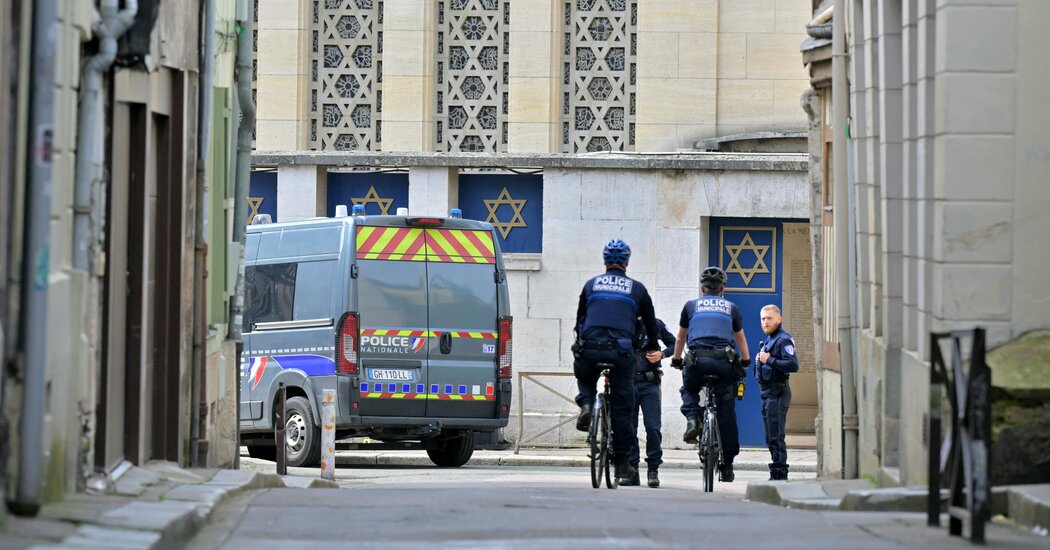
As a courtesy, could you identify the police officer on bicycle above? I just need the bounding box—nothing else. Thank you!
[755,304,799,481]
[573,239,661,484]
[623,319,675,488]
[670,267,750,483]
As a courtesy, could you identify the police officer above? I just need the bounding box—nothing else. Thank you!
[573,239,661,484]
[754,304,799,481]
[622,319,675,488]
[670,267,750,483]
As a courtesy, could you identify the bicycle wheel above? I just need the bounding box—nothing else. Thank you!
[589,397,602,488]
[602,402,617,489]
[702,418,716,492]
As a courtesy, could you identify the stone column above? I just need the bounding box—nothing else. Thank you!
[256,0,310,150]
[277,165,327,221]
[408,166,459,217]
[507,0,558,152]
[382,1,435,152]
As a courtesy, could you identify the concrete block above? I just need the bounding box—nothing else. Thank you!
[541,170,582,221]
[98,501,200,541]
[114,467,161,497]
[718,33,747,79]
[746,33,809,80]
[839,487,946,512]
[775,0,813,34]
[526,270,582,321]
[935,135,1014,201]
[580,171,654,220]
[636,32,680,79]
[656,170,709,227]
[936,202,1013,263]
[258,30,303,76]
[935,73,1015,135]
[381,0,425,31]
[508,122,555,153]
[636,78,717,125]
[717,79,775,127]
[277,164,326,220]
[719,0,776,33]
[936,6,1017,73]
[655,228,700,290]
[933,263,1012,321]
[64,525,162,549]
[282,477,340,489]
[1006,484,1050,532]
[510,32,555,77]
[508,77,554,122]
[208,469,285,490]
[639,0,718,33]
[678,33,718,79]
[142,462,208,484]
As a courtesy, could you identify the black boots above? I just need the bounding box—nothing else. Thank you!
[647,468,660,488]
[576,403,592,432]
[614,461,638,483]
[719,463,735,483]
[768,467,789,481]
[619,470,640,486]
[683,416,700,443]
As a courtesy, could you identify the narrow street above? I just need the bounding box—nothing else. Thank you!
[188,459,1044,549]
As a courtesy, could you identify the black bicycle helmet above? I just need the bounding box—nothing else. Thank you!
[700,266,727,285]
[602,239,631,265]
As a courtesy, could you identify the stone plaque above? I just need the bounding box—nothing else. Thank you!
[782,223,815,375]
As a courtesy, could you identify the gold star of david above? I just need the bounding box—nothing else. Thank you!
[353,185,394,215]
[484,187,527,239]
[247,197,264,224]
[724,232,771,286]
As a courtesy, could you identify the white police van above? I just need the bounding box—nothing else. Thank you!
[240,208,512,467]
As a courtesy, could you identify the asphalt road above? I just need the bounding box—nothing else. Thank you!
[189,460,1046,549]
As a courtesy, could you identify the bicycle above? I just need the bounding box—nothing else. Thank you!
[697,374,724,493]
[588,365,618,489]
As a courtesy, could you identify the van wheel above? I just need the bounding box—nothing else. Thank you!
[425,430,475,467]
[283,397,322,467]
[246,443,276,461]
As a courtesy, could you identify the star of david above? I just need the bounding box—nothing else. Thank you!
[724,232,771,286]
[247,197,264,224]
[352,185,394,215]
[483,187,527,239]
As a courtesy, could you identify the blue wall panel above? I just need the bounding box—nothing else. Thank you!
[458,174,543,253]
[327,172,409,216]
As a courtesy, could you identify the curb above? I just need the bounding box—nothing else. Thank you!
[44,467,338,549]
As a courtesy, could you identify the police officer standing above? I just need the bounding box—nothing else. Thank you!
[670,267,750,483]
[573,239,661,484]
[622,319,675,488]
[754,304,799,481]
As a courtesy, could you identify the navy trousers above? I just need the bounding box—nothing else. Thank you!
[761,382,792,475]
[627,380,662,470]
[679,357,740,463]
[574,346,636,464]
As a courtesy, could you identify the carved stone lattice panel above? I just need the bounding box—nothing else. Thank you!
[309,0,383,151]
[562,0,636,152]
[436,0,508,152]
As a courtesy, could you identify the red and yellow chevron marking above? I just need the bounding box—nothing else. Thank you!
[425,229,495,264]
[356,226,427,261]
[430,394,495,401]
[446,331,497,339]
[360,392,427,399]
[361,329,437,337]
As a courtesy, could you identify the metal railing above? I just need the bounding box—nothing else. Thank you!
[928,328,991,543]
[514,371,579,454]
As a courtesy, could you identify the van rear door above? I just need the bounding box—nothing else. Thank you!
[424,228,499,419]
[354,225,429,417]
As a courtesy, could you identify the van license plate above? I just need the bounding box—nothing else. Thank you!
[369,369,413,381]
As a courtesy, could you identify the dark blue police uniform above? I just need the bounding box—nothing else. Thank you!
[626,319,675,473]
[574,267,660,465]
[755,325,799,480]
[679,293,744,464]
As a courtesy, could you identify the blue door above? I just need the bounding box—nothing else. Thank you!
[708,218,803,446]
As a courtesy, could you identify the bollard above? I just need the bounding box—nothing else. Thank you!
[275,382,287,476]
[320,389,336,481]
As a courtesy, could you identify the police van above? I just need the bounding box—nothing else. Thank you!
[239,208,512,467]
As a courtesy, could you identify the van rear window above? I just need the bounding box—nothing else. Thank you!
[245,263,297,329]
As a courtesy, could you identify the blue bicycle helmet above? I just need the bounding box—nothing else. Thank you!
[602,239,632,265]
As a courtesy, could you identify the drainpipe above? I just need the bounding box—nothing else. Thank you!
[230,0,256,465]
[832,0,858,479]
[72,0,137,272]
[10,0,57,517]
[190,0,215,467]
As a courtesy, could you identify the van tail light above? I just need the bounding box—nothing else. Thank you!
[336,312,360,375]
[407,217,444,227]
[497,316,512,378]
